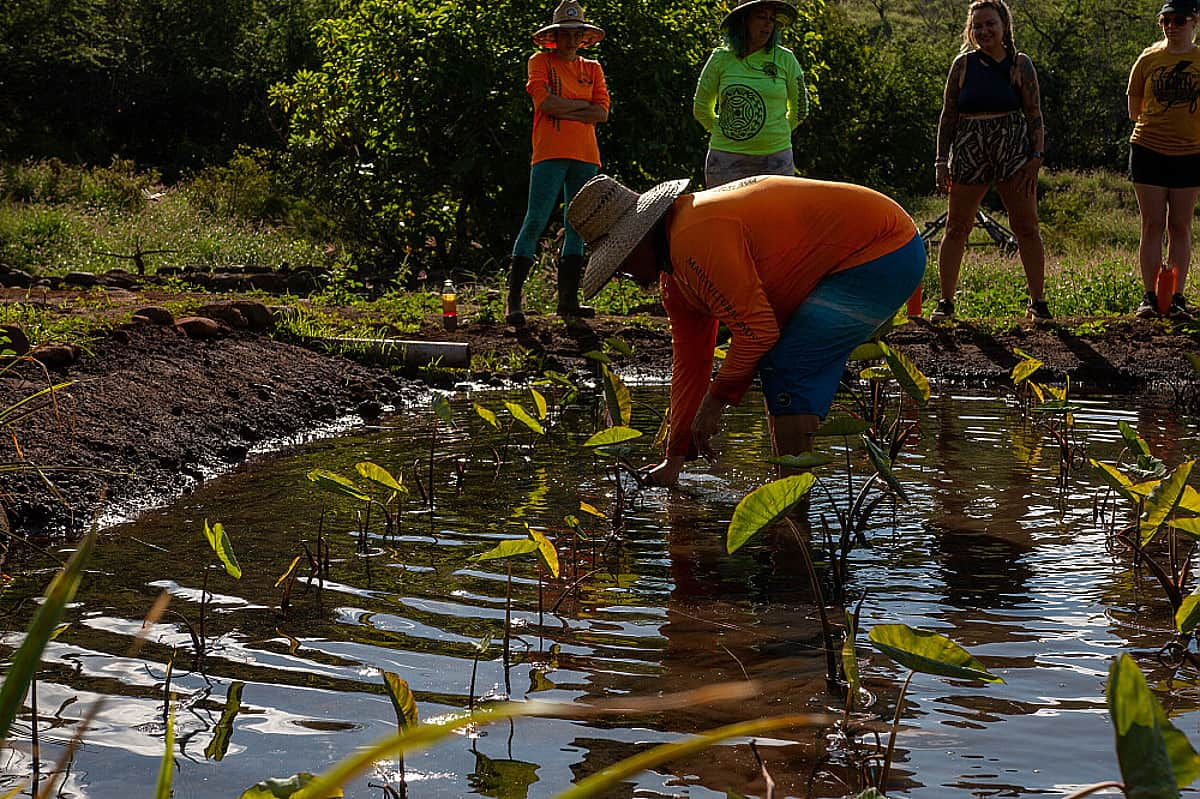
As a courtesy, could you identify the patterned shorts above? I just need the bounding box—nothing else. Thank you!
[704,147,795,188]
[950,111,1029,185]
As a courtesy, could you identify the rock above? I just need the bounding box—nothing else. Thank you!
[0,325,30,356]
[228,300,273,331]
[103,270,141,289]
[132,306,175,325]
[0,268,34,288]
[196,303,247,328]
[175,316,224,339]
[246,273,288,293]
[64,271,99,288]
[30,343,81,369]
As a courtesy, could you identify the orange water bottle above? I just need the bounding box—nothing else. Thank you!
[906,282,924,316]
[441,278,457,331]
[1156,263,1177,315]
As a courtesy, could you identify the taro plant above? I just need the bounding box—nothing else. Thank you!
[306,461,407,552]
[195,519,242,669]
[1010,348,1085,480]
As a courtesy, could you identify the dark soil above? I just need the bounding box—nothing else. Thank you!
[1,287,1197,543]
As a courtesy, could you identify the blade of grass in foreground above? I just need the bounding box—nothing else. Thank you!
[0,528,97,742]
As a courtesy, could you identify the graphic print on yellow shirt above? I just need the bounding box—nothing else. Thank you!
[1129,47,1200,155]
[719,84,766,141]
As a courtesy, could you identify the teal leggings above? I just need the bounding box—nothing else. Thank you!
[511,159,599,259]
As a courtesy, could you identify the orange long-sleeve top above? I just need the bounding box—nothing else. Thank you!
[660,176,917,456]
[526,51,609,166]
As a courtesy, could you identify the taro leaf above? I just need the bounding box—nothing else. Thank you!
[879,341,930,406]
[1031,401,1080,414]
[768,452,835,469]
[864,436,909,505]
[504,401,545,435]
[431,394,453,426]
[579,502,605,518]
[605,337,634,357]
[601,365,632,427]
[1090,459,1141,504]
[527,527,560,578]
[475,403,501,431]
[713,345,728,360]
[1010,355,1043,385]
[1177,587,1200,634]
[859,365,892,381]
[1119,421,1153,460]
[307,469,370,503]
[1141,461,1195,546]
[471,751,540,799]
[815,416,870,437]
[582,350,611,364]
[868,624,1003,683]
[155,700,175,799]
[530,387,548,420]
[473,539,539,562]
[356,461,404,493]
[205,681,244,761]
[0,553,60,695]
[382,672,418,730]
[842,610,860,712]
[849,341,884,362]
[583,426,642,448]
[1169,517,1200,540]
[1180,486,1200,514]
[237,773,342,799]
[204,520,242,579]
[474,632,493,655]
[1107,653,1193,795]
[652,405,671,449]
[275,556,302,588]
[1027,381,1045,405]
[1187,352,1200,375]
[726,474,816,554]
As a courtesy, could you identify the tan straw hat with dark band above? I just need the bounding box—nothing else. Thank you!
[567,175,690,300]
[721,0,798,28]
[533,0,605,48]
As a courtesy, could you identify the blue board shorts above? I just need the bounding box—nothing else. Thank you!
[756,232,926,417]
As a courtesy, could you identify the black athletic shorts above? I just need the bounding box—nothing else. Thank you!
[1129,142,1200,188]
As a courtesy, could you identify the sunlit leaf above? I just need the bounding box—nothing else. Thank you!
[1107,653,1193,794]
[204,520,242,579]
[530,388,548,420]
[307,469,370,502]
[1028,381,1045,404]
[474,632,493,655]
[431,394,453,425]
[155,700,175,799]
[864,436,908,504]
[356,462,404,493]
[1177,588,1200,634]
[879,341,930,406]
[1142,461,1195,545]
[849,342,884,362]
[275,556,302,588]
[1011,356,1043,385]
[1169,517,1200,539]
[1179,486,1200,515]
[713,345,728,360]
[239,773,343,799]
[528,527,560,578]
[583,426,642,448]
[205,682,244,762]
[602,365,632,426]
[475,403,501,431]
[652,405,671,449]
[579,502,605,518]
[768,452,835,469]
[605,337,634,357]
[842,610,860,712]
[582,350,611,364]
[1090,459,1141,504]
[815,416,870,437]
[859,366,892,380]
[868,624,1002,682]
[1187,352,1200,375]
[504,401,545,435]
[473,539,539,561]
[726,474,816,554]
[382,672,419,730]
[1119,421,1152,460]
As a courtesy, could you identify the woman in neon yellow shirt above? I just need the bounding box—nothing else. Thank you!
[692,0,807,188]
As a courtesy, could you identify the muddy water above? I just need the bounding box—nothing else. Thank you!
[1,388,1196,798]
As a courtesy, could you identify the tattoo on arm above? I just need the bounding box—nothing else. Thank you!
[937,57,965,158]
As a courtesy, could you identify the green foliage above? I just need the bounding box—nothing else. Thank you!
[382,673,418,730]
[868,624,1003,683]
[726,474,817,554]
[156,700,176,799]
[205,682,245,762]
[1107,654,1200,795]
[583,426,642,448]
[204,520,243,579]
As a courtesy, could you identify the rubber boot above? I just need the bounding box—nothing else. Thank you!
[555,254,595,320]
[505,256,534,326]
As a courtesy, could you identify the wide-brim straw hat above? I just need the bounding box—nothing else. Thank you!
[534,0,605,48]
[721,0,799,28]
[567,175,691,300]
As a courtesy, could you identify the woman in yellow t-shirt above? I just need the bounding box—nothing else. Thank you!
[1128,0,1200,319]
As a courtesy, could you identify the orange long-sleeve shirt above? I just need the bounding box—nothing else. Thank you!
[661,176,917,456]
[526,51,609,166]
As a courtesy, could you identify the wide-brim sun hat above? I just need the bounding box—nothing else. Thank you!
[567,175,690,300]
[534,0,605,48]
[721,0,799,29]
[1161,0,1199,15]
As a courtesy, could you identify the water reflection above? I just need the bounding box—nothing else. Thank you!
[1,388,1198,798]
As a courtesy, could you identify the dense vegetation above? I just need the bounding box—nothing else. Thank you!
[0,0,1173,280]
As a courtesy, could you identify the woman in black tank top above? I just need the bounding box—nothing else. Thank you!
[930,0,1049,322]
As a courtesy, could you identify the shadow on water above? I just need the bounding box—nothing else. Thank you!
[1,387,1199,797]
